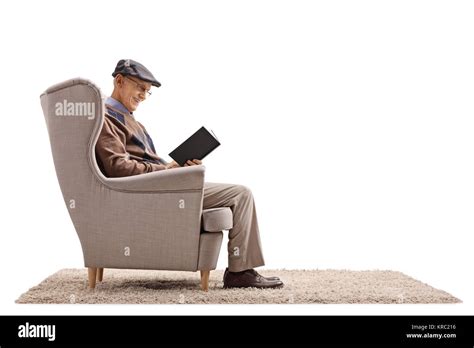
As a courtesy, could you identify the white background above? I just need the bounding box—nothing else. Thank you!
[0,0,473,315]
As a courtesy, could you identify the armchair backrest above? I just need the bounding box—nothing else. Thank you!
[40,78,104,201]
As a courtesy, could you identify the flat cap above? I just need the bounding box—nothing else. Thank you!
[112,59,161,88]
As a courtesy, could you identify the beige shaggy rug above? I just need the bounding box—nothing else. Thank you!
[16,269,461,304]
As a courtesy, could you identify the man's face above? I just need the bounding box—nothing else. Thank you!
[116,75,152,112]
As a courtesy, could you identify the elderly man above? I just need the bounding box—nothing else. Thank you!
[96,59,283,289]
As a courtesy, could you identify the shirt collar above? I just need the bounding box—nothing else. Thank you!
[105,97,132,116]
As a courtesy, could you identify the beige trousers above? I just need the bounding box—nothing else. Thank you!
[203,182,265,272]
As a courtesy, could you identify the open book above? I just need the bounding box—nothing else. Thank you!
[168,126,220,166]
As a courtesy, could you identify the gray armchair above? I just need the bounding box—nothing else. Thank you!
[40,78,232,291]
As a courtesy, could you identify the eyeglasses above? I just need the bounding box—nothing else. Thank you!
[124,76,152,97]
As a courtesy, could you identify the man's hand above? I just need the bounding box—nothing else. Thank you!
[184,159,202,166]
[165,160,180,169]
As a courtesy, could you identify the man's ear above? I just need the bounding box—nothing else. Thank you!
[114,74,124,88]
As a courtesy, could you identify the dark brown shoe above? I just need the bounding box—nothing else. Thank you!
[223,269,284,289]
[224,268,280,281]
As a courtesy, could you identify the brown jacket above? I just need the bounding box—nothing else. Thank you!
[96,98,168,177]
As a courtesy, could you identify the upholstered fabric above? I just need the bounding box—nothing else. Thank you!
[202,207,233,232]
[40,78,228,272]
[197,232,224,270]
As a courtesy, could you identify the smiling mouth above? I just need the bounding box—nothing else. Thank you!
[132,97,140,104]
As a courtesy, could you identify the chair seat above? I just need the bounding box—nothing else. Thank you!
[202,207,233,232]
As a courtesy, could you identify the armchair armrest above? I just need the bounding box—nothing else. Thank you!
[99,165,205,193]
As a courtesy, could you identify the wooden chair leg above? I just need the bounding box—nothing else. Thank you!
[200,270,210,291]
[88,267,97,289]
[97,268,104,282]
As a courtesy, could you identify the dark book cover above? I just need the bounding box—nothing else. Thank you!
[169,126,220,166]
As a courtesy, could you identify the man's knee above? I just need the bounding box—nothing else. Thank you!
[235,184,253,198]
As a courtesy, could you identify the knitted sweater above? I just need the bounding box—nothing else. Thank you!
[95,98,168,177]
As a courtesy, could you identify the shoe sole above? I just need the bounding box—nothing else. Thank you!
[223,283,284,289]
